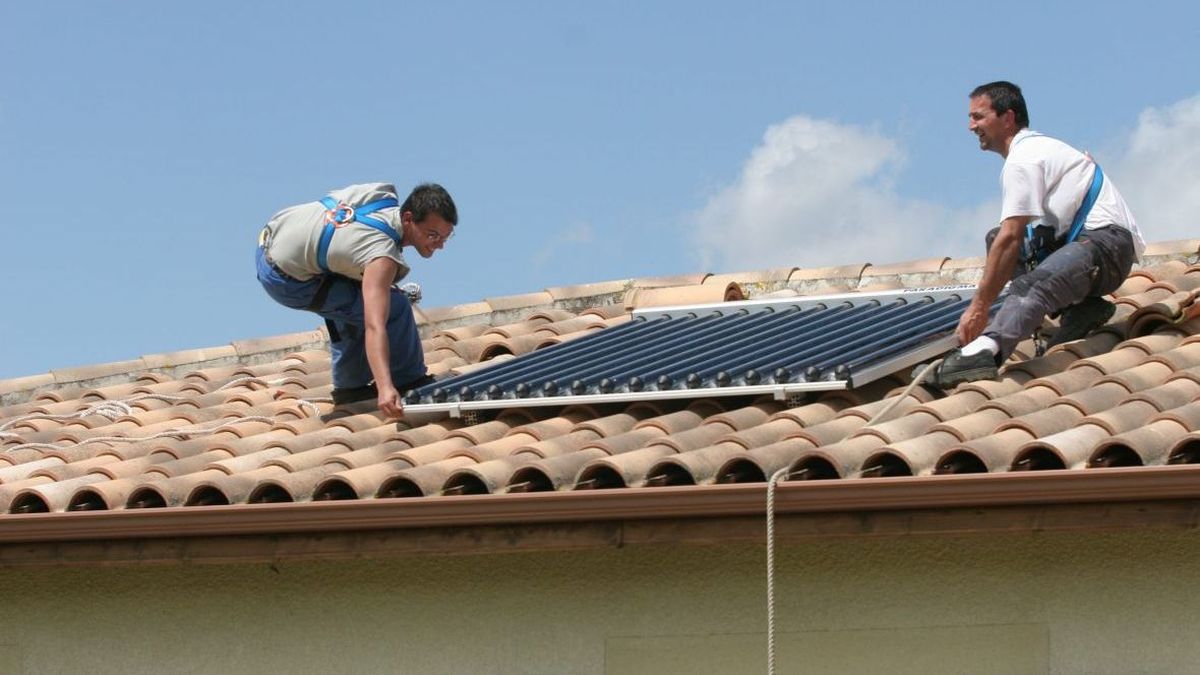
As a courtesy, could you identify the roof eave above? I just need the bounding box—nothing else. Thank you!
[1,466,1198,566]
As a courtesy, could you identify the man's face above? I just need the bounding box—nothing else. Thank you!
[968,95,1015,155]
[403,212,455,258]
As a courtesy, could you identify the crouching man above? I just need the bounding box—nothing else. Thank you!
[256,182,456,416]
[931,81,1146,387]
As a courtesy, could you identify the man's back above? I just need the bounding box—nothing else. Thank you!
[264,182,410,282]
[1002,130,1145,257]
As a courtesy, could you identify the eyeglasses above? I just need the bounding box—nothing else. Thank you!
[424,227,454,244]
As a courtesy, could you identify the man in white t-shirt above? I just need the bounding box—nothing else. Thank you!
[931,81,1145,387]
[256,182,457,416]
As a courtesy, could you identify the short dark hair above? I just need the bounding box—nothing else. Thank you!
[970,81,1029,129]
[402,183,458,226]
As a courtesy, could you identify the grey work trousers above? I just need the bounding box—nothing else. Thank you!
[983,225,1136,359]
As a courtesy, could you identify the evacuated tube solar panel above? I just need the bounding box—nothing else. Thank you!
[799,298,961,377]
[408,287,980,408]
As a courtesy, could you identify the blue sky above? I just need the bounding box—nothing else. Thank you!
[1,0,1197,379]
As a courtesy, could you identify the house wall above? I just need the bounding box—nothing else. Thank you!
[0,528,1197,674]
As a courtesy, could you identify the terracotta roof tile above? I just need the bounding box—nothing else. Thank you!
[874,430,963,476]
[723,438,815,482]
[507,449,609,492]
[930,408,1011,441]
[856,258,950,291]
[644,441,748,486]
[632,273,712,289]
[230,330,325,358]
[376,457,478,498]
[484,291,554,313]
[443,455,534,495]
[954,375,1027,399]
[1089,418,1189,467]
[10,474,108,514]
[939,255,989,273]
[313,459,413,500]
[788,264,869,283]
[935,427,1038,473]
[788,416,866,447]
[1167,433,1200,464]
[806,435,889,478]
[1142,239,1200,258]
[246,466,338,503]
[433,324,492,342]
[854,411,941,445]
[624,283,744,310]
[544,279,630,302]
[577,447,680,489]
[419,301,493,325]
[325,441,411,470]
[0,374,55,397]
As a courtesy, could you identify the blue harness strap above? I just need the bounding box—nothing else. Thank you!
[1064,164,1104,245]
[316,195,401,273]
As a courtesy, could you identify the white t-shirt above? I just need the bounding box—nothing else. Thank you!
[1001,129,1146,259]
[263,182,410,282]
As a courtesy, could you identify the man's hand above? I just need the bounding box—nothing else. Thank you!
[377,384,404,418]
[956,300,990,345]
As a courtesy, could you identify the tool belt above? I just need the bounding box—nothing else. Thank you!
[1021,223,1062,271]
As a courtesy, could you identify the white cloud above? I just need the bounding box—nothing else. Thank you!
[692,95,1200,272]
[691,116,985,271]
[1112,94,1200,242]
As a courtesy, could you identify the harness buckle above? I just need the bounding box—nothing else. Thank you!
[324,202,356,227]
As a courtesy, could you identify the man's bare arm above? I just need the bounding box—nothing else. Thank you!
[362,257,404,417]
[956,216,1028,345]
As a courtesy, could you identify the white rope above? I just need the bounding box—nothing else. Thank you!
[215,376,291,391]
[765,464,789,675]
[2,414,303,454]
[295,399,324,417]
[764,357,943,675]
[0,376,294,439]
[0,374,325,453]
[0,393,191,433]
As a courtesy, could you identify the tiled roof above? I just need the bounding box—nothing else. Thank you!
[1,240,1199,531]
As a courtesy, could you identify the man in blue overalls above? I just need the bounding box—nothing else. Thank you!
[931,81,1146,387]
[256,183,457,417]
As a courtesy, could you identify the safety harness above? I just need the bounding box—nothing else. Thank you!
[1012,131,1106,269]
[1022,164,1104,268]
[315,195,401,272]
[308,195,402,341]
[1008,137,1108,356]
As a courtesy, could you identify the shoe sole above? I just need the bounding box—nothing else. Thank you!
[932,365,998,389]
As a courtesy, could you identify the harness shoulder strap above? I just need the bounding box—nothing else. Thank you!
[315,195,401,273]
[1064,165,1104,245]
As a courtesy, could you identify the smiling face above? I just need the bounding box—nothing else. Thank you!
[402,211,455,258]
[968,94,1018,157]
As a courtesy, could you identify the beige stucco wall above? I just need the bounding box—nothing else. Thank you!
[0,528,1197,674]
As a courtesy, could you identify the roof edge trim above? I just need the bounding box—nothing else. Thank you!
[1,466,1198,545]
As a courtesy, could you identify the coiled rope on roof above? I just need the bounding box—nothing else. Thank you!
[0,377,330,453]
